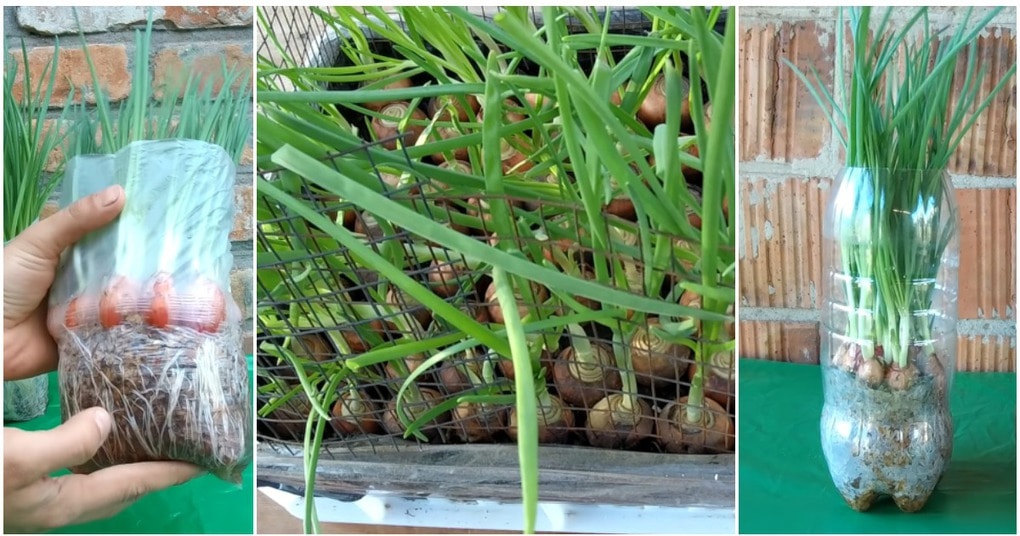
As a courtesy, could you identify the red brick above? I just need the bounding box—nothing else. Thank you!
[39,119,68,173]
[740,20,835,162]
[230,185,253,241]
[9,45,130,107]
[955,188,1016,320]
[152,44,253,99]
[740,320,820,364]
[947,29,1017,177]
[957,334,1015,372]
[162,7,253,29]
[740,176,829,309]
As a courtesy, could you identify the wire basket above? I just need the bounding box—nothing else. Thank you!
[256,7,735,461]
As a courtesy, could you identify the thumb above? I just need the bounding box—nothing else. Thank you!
[26,407,113,477]
[9,184,125,265]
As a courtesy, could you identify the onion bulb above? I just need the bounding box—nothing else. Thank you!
[630,317,692,386]
[508,394,574,444]
[331,389,381,436]
[658,396,734,454]
[381,388,450,441]
[637,73,692,130]
[586,394,654,449]
[484,279,548,324]
[552,340,622,408]
[371,102,426,150]
[427,94,480,121]
[362,76,413,111]
[500,138,533,174]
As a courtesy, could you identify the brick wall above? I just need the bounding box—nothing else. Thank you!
[7,6,255,353]
[738,7,1017,372]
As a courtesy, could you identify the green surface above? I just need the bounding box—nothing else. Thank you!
[7,359,254,534]
[738,358,1017,534]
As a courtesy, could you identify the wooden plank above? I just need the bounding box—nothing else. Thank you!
[257,442,734,509]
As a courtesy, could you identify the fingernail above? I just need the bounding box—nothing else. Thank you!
[93,408,112,431]
[99,185,122,206]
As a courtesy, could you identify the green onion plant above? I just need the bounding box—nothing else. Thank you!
[256,7,735,533]
[787,7,1015,370]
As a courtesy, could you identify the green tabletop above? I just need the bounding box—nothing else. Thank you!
[738,358,1016,534]
[6,360,254,534]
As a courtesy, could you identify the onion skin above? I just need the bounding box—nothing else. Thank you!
[604,197,637,221]
[372,102,426,150]
[552,343,622,408]
[362,77,413,111]
[480,97,527,125]
[62,296,81,329]
[428,94,480,121]
[99,275,138,328]
[686,351,735,411]
[386,287,432,329]
[484,280,549,324]
[331,391,381,436]
[340,319,397,354]
[291,333,333,362]
[448,403,506,443]
[637,74,692,130]
[586,394,654,449]
[500,138,534,174]
[507,394,575,444]
[381,388,450,441]
[630,317,692,386]
[147,272,173,328]
[384,353,428,382]
[429,126,471,163]
[498,348,555,383]
[658,396,734,454]
[428,259,468,298]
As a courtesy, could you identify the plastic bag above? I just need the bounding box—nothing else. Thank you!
[47,139,251,483]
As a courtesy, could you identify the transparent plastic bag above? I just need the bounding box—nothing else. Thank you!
[47,140,252,483]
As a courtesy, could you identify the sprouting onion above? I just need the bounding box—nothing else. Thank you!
[786,6,1015,384]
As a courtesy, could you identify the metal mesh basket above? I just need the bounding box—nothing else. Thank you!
[256,7,735,462]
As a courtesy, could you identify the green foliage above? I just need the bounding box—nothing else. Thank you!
[787,7,1016,366]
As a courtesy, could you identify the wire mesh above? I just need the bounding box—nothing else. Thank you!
[256,7,735,459]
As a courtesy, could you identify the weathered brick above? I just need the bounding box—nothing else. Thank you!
[947,29,1017,177]
[230,184,253,241]
[240,143,253,167]
[230,268,254,322]
[16,6,252,35]
[39,200,61,220]
[739,176,829,309]
[955,188,1016,320]
[162,6,253,29]
[957,334,1015,372]
[8,45,130,107]
[740,320,820,364]
[152,43,253,99]
[740,20,835,162]
[242,330,255,357]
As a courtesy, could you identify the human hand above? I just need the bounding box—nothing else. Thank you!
[3,406,203,533]
[3,185,126,381]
